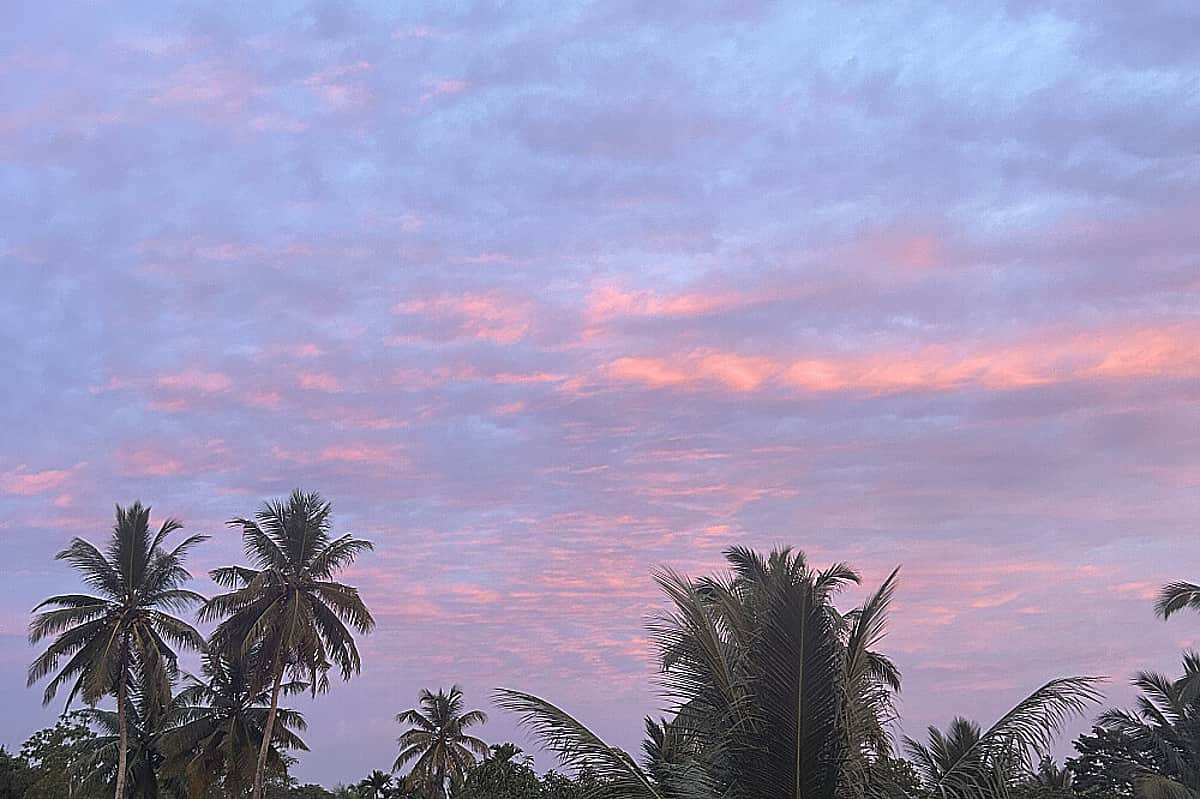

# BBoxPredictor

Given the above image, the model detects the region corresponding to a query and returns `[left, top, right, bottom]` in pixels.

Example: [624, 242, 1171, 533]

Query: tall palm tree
[167, 648, 309, 798]
[394, 686, 489, 798]
[497, 546, 1102, 799]
[358, 769, 394, 798]
[199, 489, 375, 799]
[1098, 650, 1200, 799]
[27, 502, 208, 799]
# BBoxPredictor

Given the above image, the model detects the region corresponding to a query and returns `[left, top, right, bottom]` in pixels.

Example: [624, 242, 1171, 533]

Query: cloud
[0, 465, 73, 495]
[395, 293, 533, 344]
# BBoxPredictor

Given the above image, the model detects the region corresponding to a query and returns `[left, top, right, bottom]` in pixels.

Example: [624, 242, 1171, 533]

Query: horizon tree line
[14, 490, 1200, 799]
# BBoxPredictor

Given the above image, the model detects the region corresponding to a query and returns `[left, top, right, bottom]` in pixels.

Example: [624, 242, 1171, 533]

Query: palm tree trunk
[115, 668, 128, 799]
[251, 665, 284, 799]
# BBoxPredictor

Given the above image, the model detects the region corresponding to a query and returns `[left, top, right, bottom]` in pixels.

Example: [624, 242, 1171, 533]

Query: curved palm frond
[495, 689, 666, 799]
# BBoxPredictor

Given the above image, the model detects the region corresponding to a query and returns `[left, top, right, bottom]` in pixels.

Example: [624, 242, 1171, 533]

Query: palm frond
[495, 688, 666, 799]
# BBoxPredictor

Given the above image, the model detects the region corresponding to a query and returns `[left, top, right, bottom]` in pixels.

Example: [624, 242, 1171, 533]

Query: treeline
[6, 490, 1200, 799]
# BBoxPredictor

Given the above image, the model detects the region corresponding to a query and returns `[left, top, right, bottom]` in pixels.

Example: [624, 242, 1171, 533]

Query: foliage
[167, 648, 309, 798]
[1007, 756, 1078, 799]
[394, 685, 489, 798]
[539, 765, 613, 799]
[1066, 725, 1160, 799]
[1097, 651, 1200, 799]
[1157, 583, 1200, 621]
[358, 769, 395, 798]
[73, 675, 189, 798]
[266, 784, 335, 799]
[0, 747, 32, 799]
[904, 677, 1103, 799]
[862, 756, 928, 799]
[457, 744, 541, 799]
[498, 546, 1101, 799]
[19, 713, 106, 799]
[202, 489, 375, 799]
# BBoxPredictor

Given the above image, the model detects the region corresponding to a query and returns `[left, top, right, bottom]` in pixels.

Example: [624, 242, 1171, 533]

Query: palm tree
[1098, 650, 1200, 799]
[904, 681, 1103, 799]
[27, 502, 208, 799]
[75, 675, 187, 799]
[167, 648, 309, 798]
[1027, 756, 1074, 793]
[199, 489, 375, 799]
[500, 546, 883, 799]
[497, 546, 1102, 799]
[394, 686, 489, 798]
[907, 718, 984, 786]
[358, 769, 394, 798]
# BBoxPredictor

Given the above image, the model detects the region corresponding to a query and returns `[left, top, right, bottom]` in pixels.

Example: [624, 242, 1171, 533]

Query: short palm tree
[906, 717, 984, 785]
[75, 675, 187, 799]
[358, 769, 394, 798]
[904, 681, 1103, 799]
[1098, 651, 1200, 799]
[167, 648, 309, 798]
[199, 489, 375, 799]
[394, 686, 489, 798]
[27, 502, 208, 799]
[1027, 756, 1075, 792]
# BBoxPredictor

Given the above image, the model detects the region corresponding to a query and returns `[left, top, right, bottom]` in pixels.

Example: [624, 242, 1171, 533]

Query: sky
[2, 0, 1199, 787]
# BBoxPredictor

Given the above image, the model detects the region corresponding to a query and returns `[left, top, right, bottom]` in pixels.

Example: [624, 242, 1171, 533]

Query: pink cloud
[607, 356, 689, 388]
[395, 292, 532, 343]
[420, 79, 469, 103]
[587, 281, 750, 322]
[150, 62, 263, 120]
[156, 370, 232, 393]
[493, 371, 566, 385]
[121, 450, 186, 477]
[969, 590, 1022, 609]
[243, 389, 283, 408]
[319, 444, 402, 464]
[0, 466, 72, 495]
[455, 252, 512, 264]
[299, 371, 343, 393]
[861, 227, 945, 271]
[606, 325, 1200, 395]
[608, 350, 778, 392]
[392, 26, 443, 39]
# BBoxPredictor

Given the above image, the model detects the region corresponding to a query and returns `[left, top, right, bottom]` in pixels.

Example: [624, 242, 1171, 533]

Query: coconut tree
[500, 546, 878, 799]
[358, 770, 394, 798]
[27, 502, 208, 799]
[904, 679, 1104, 799]
[1097, 651, 1200, 799]
[199, 490, 375, 799]
[75, 675, 187, 799]
[497, 546, 1102, 799]
[166, 648, 309, 798]
[907, 718, 984, 786]
[394, 686, 489, 798]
